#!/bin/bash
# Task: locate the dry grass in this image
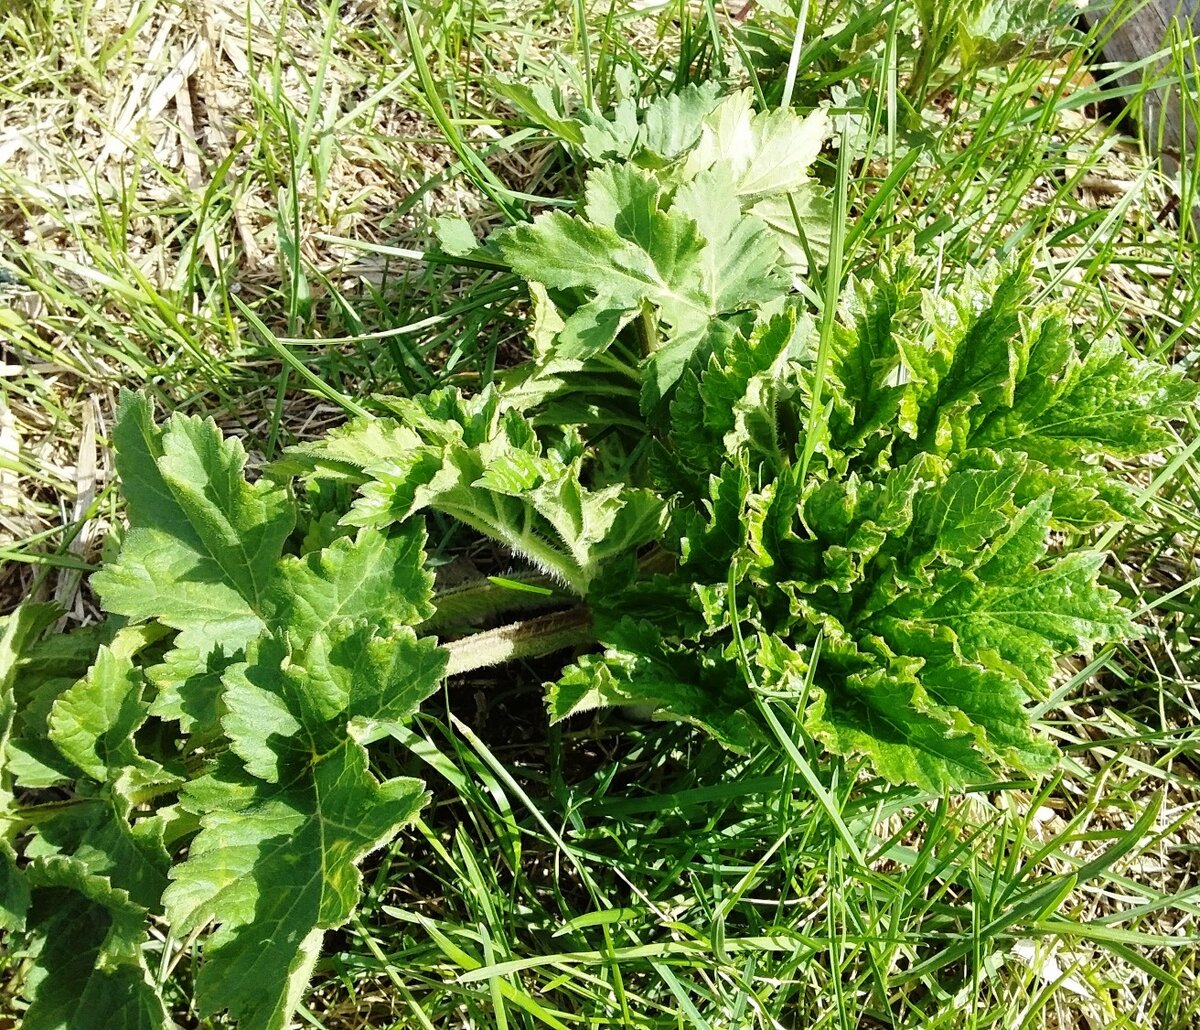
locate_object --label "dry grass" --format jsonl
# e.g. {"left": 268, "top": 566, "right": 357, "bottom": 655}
{"left": 0, "top": 0, "right": 504, "bottom": 614}
{"left": 0, "top": 0, "right": 661, "bottom": 617}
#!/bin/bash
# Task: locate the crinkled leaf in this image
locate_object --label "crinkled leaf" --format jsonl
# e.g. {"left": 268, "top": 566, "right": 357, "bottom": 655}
{"left": 827, "top": 274, "right": 913, "bottom": 452}
{"left": 21, "top": 857, "right": 168, "bottom": 1030}
{"left": 145, "top": 644, "right": 229, "bottom": 738}
{"left": 269, "top": 524, "right": 434, "bottom": 640}
{"left": 896, "top": 459, "right": 1025, "bottom": 575}
{"left": 675, "top": 462, "right": 751, "bottom": 572}
{"left": 877, "top": 494, "right": 1132, "bottom": 687}
{"left": 24, "top": 794, "right": 170, "bottom": 911}
{"left": 757, "top": 622, "right": 1037, "bottom": 793}
{"left": 901, "top": 267, "right": 1025, "bottom": 453}
{"left": 47, "top": 629, "right": 162, "bottom": 785}
{"left": 975, "top": 333, "right": 1199, "bottom": 464}
{"left": 804, "top": 658, "right": 994, "bottom": 792}
{"left": 550, "top": 631, "right": 760, "bottom": 752}
{"left": 878, "top": 624, "right": 1058, "bottom": 774}
{"left": 669, "top": 308, "right": 803, "bottom": 479}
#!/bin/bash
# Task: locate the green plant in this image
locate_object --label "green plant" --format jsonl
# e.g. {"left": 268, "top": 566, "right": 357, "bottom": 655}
{"left": 325, "top": 86, "right": 1196, "bottom": 789}
{"left": 1, "top": 396, "right": 449, "bottom": 1029}
{"left": 732, "top": 0, "right": 1084, "bottom": 114}
{"left": 907, "top": 0, "right": 1084, "bottom": 105}
{"left": 0, "top": 85, "right": 1194, "bottom": 1029}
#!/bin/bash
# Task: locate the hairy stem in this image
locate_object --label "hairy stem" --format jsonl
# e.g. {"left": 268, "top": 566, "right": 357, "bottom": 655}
{"left": 422, "top": 570, "right": 561, "bottom": 633}
{"left": 1, "top": 795, "right": 98, "bottom": 833}
{"left": 441, "top": 607, "right": 596, "bottom": 678}
{"left": 630, "top": 302, "right": 658, "bottom": 360}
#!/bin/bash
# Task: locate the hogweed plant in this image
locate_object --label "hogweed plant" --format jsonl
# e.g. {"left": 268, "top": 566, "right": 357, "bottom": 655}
{"left": 1, "top": 86, "right": 1194, "bottom": 1028}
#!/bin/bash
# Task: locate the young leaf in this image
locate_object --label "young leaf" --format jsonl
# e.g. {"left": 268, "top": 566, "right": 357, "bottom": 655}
{"left": 684, "top": 90, "right": 830, "bottom": 199}
{"left": 47, "top": 629, "right": 161, "bottom": 785}
{"left": 499, "top": 155, "right": 796, "bottom": 402}
{"left": 826, "top": 274, "right": 914, "bottom": 454}
{"left": 297, "top": 392, "right": 665, "bottom": 594}
{"left": 93, "top": 392, "right": 294, "bottom": 657}
{"left": 668, "top": 307, "right": 804, "bottom": 481}
{"left": 434, "top": 214, "right": 480, "bottom": 257}
{"left": 899, "top": 266, "right": 1025, "bottom": 454}
{"left": 637, "top": 81, "right": 723, "bottom": 165}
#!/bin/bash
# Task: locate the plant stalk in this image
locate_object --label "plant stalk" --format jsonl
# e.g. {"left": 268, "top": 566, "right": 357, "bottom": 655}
{"left": 441, "top": 607, "right": 595, "bottom": 678}
{"left": 422, "top": 570, "right": 561, "bottom": 633}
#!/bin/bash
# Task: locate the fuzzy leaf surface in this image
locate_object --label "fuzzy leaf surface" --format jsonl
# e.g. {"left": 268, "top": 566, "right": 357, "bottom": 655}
{"left": 305, "top": 391, "right": 664, "bottom": 594}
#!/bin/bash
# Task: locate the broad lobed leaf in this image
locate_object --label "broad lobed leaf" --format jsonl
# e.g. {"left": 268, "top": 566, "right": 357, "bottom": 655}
{"left": 294, "top": 387, "right": 665, "bottom": 595}
{"left": 93, "top": 393, "right": 294, "bottom": 658}
{"left": 19, "top": 856, "right": 169, "bottom": 1030}
{"left": 163, "top": 633, "right": 436, "bottom": 1029}
{"left": 3, "top": 77, "right": 1196, "bottom": 1030}
{"left": 3, "top": 393, "right": 451, "bottom": 1030}
{"left": 493, "top": 88, "right": 831, "bottom": 415}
